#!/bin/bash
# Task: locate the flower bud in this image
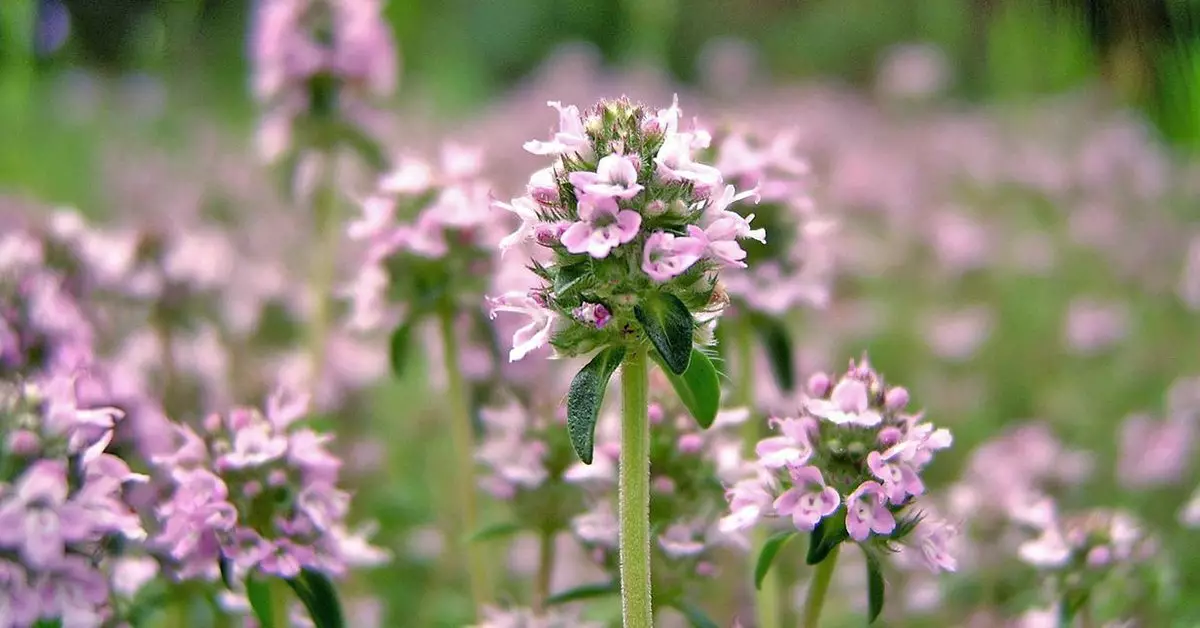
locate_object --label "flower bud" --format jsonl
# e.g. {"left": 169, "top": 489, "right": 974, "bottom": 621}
{"left": 653, "top": 476, "right": 676, "bottom": 494}
{"left": 6, "top": 429, "right": 39, "bottom": 455}
{"left": 677, "top": 433, "right": 704, "bottom": 454}
{"left": 648, "top": 403, "right": 665, "bottom": 424}
{"left": 807, "top": 372, "right": 831, "bottom": 397}
{"left": 885, "top": 386, "right": 910, "bottom": 411}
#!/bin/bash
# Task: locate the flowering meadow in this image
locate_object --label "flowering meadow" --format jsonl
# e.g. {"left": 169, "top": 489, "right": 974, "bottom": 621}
{"left": 2, "top": 1, "right": 1200, "bottom": 626}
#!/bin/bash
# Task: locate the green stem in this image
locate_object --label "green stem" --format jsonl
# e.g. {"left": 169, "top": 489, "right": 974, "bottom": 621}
{"left": 801, "top": 545, "right": 840, "bottom": 628}
{"left": 307, "top": 152, "right": 339, "bottom": 380}
{"left": 532, "top": 529, "right": 556, "bottom": 615}
{"left": 438, "top": 305, "right": 492, "bottom": 615}
{"left": 619, "top": 345, "right": 653, "bottom": 628}
{"left": 1078, "top": 598, "right": 1095, "bottom": 628}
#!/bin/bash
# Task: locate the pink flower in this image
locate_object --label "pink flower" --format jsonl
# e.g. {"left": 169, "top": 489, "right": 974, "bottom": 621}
{"left": 806, "top": 378, "right": 882, "bottom": 427}
{"left": 845, "top": 481, "right": 895, "bottom": 541}
{"left": 755, "top": 417, "right": 814, "bottom": 468}
{"left": 524, "top": 101, "right": 591, "bottom": 156}
{"left": 867, "top": 445, "right": 925, "bottom": 503}
{"left": 526, "top": 166, "right": 560, "bottom": 204}
{"left": 773, "top": 466, "right": 840, "bottom": 531}
{"left": 909, "top": 518, "right": 958, "bottom": 573}
{"left": 559, "top": 196, "right": 641, "bottom": 258}
{"left": 641, "top": 231, "right": 705, "bottom": 282}
{"left": 569, "top": 153, "right": 643, "bottom": 201}
{"left": 719, "top": 476, "right": 774, "bottom": 533}
{"left": 493, "top": 196, "right": 542, "bottom": 252}
{"left": 654, "top": 131, "right": 724, "bottom": 193}
{"left": 572, "top": 302, "right": 612, "bottom": 329}
{"left": 487, "top": 291, "right": 555, "bottom": 362}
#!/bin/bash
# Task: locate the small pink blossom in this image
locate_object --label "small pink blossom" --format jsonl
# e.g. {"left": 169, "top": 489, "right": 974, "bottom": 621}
{"left": 845, "top": 481, "right": 895, "bottom": 541}
{"left": 755, "top": 417, "right": 814, "bottom": 468}
{"left": 569, "top": 153, "right": 643, "bottom": 201}
{"left": 487, "top": 291, "right": 555, "bottom": 362}
{"left": 524, "top": 101, "right": 591, "bottom": 156}
{"left": 772, "top": 466, "right": 840, "bottom": 531}
{"left": 806, "top": 378, "right": 882, "bottom": 427}
{"left": 719, "top": 476, "right": 774, "bottom": 534}
{"left": 867, "top": 445, "right": 925, "bottom": 503}
{"left": 559, "top": 197, "right": 641, "bottom": 258}
{"left": 493, "top": 196, "right": 542, "bottom": 252}
{"left": 641, "top": 231, "right": 705, "bottom": 282}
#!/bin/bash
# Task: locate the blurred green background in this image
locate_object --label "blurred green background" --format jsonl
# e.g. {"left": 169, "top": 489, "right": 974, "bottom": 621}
{"left": 3, "top": 0, "right": 1200, "bottom": 209}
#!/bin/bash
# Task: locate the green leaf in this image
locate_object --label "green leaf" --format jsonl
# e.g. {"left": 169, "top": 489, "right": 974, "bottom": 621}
{"left": 287, "top": 568, "right": 345, "bottom": 628}
{"left": 749, "top": 312, "right": 795, "bottom": 392}
{"left": 566, "top": 346, "right": 626, "bottom": 464}
{"left": 658, "top": 348, "right": 721, "bottom": 428}
{"left": 546, "top": 580, "right": 620, "bottom": 606}
{"left": 806, "top": 511, "right": 848, "bottom": 565}
{"left": 245, "top": 575, "right": 277, "bottom": 628}
{"left": 634, "top": 293, "right": 694, "bottom": 375}
{"left": 865, "top": 549, "right": 885, "bottom": 624}
{"left": 552, "top": 262, "right": 589, "bottom": 297}
{"left": 388, "top": 319, "right": 415, "bottom": 379}
{"left": 671, "top": 600, "right": 721, "bottom": 628}
{"left": 755, "top": 530, "right": 798, "bottom": 590}
{"left": 468, "top": 521, "right": 523, "bottom": 543}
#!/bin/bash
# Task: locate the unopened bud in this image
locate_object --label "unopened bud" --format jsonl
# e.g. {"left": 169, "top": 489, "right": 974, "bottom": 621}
{"left": 884, "top": 386, "right": 910, "bottom": 412}
{"left": 6, "top": 430, "right": 39, "bottom": 455}
{"left": 677, "top": 433, "right": 704, "bottom": 454}
{"left": 648, "top": 403, "right": 664, "bottom": 424}
{"left": 807, "top": 372, "right": 831, "bottom": 398}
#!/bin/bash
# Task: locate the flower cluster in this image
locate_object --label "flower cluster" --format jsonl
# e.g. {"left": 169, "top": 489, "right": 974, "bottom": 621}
{"left": 707, "top": 127, "right": 834, "bottom": 314}
{"left": 249, "top": 0, "right": 398, "bottom": 160}
{"left": 565, "top": 370, "right": 751, "bottom": 598}
{"left": 0, "top": 372, "right": 148, "bottom": 626}
{"left": 722, "top": 356, "right": 956, "bottom": 571}
{"left": 151, "top": 387, "right": 388, "bottom": 584}
{"left": 346, "top": 144, "right": 501, "bottom": 333}
{"left": 489, "top": 97, "right": 763, "bottom": 361}
{"left": 0, "top": 227, "right": 94, "bottom": 378}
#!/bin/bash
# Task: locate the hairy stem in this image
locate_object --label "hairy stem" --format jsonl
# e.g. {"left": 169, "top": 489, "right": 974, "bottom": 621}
{"left": 801, "top": 545, "right": 840, "bottom": 628}
{"left": 438, "top": 306, "right": 492, "bottom": 615}
{"left": 532, "top": 529, "right": 556, "bottom": 615}
{"left": 619, "top": 345, "right": 653, "bottom": 628}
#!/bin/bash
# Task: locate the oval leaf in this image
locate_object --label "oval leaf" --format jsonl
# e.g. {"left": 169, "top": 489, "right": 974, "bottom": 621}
{"left": 287, "top": 568, "right": 345, "bottom": 628}
{"left": 567, "top": 346, "right": 626, "bottom": 464}
{"left": 806, "top": 511, "right": 848, "bottom": 565}
{"left": 634, "top": 293, "right": 694, "bottom": 375}
{"left": 245, "top": 575, "right": 277, "bottom": 628}
{"left": 755, "top": 530, "right": 798, "bottom": 590}
{"left": 388, "top": 320, "right": 414, "bottom": 379}
{"left": 659, "top": 348, "right": 721, "bottom": 429}
{"left": 672, "top": 600, "right": 721, "bottom": 628}
{"left": 865, "top": 550, "right": 885, "bottom": 624}
{"left": 468, "top": 521, "right": 523, "bottom": 543}
{"left": 546, "top": 580, "right": 620, "bottom": 606}
{"left": 749, "top": 312, "right": 795, "bottom": 392}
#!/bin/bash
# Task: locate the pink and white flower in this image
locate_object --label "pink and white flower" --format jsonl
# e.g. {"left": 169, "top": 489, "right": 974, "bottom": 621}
{"left": 559, "top": 196, "right": 641, "bottom": 258}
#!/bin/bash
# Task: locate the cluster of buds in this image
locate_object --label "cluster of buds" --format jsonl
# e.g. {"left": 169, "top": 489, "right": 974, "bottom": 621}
{"left": 489, "top": 96, "right": 763, "bottom": 363}
{"left": 565, "top": 370, "right": 750, "bottom": 606}
{"left": 249, "top": 0, "right": 398, "bottom": 161}
{"left": 723, "top": 356, "right": 956, "bottom": 571}
{"left": 151, "top": 387, "right": 388, "bottom": 584}
{"left": 346, "top": 145, "right": 501, "bottom": 335}
{"left": 0, "top": 372, "right": 149, "bottom": 626}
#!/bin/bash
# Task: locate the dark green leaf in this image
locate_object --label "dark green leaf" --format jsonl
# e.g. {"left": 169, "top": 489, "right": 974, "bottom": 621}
{"left": 468, "top": 521, "right": 523, "bottom": 543}
{"left": 552, "top": 262, "right": 589, "bottom": 297}
{"left": 865, "top": 549, "right": 886, "bottom": 623}
{"left": 245, "top": 575, "right": 277, "bottom": 628}
{"left": 671, "top": 600, "right": 721, "bottom": 628}
{"left": 567, "top": 346, "right": 626, "bottom": 464}
{"left": 749, "top": 312, "right": 794, "bottom": 392}
{"left": 388, "top": 319, "right": 415, "bottom": 379}
{"left": 546, "top": 580, "right": 620, "bottom": 606}
{"left": 287, "top": 568, "right": 345, "bottom": 628}
{"left": 658, "top": 348, "right": 721, "bottom": 428}
{"left": 634, "top": 293, "right": 694, "bottom": 375}
{"left": 755, "top": 530, "right": 798, "bottom": 590}
{"left": 806, "top": 511, "right": 848, "bottom": 565}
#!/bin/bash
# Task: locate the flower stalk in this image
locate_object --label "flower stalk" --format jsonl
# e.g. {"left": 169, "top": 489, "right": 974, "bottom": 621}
{"left": 307, "top": 153, "right": 340, "bottom": 378}
{"left": 801, "top": 545, "right": 840, "bottom": 628}
{"left": 619, "top": 345, "right": 653, "bottom": 628}
{"left": 533, "top": 529, "right": 556, "bottom": 615}
{"left": 439, "top": 304, "right": 493, "bottom": 613}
